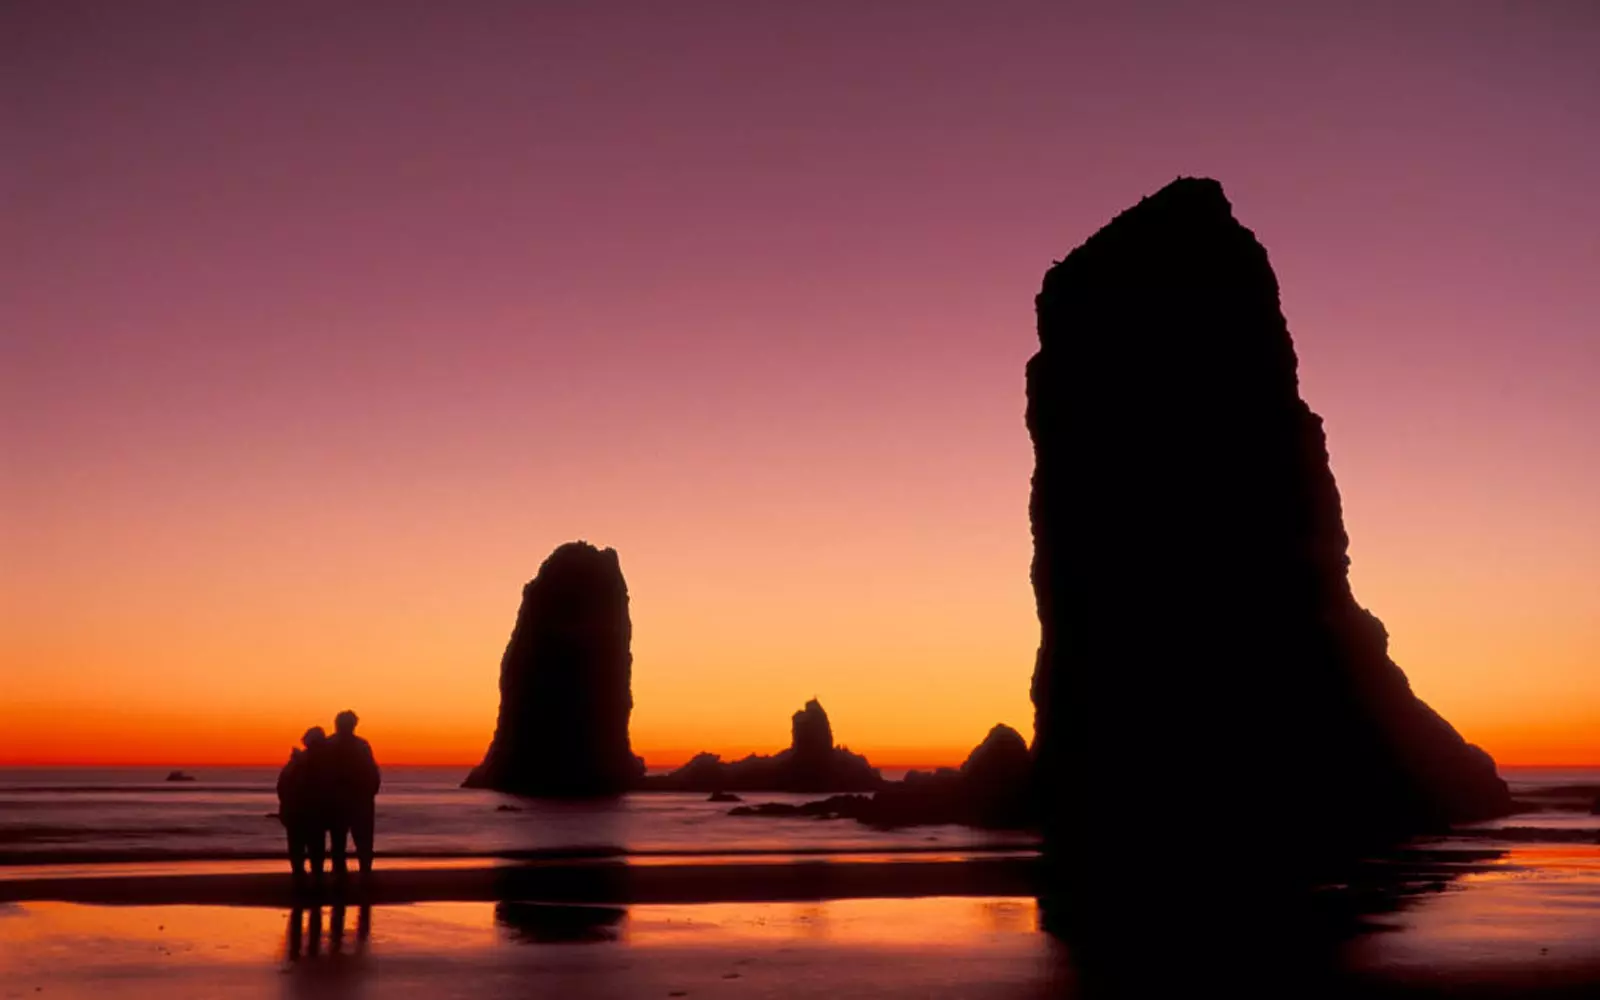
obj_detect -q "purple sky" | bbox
[4,1,1597,763]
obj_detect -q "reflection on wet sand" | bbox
[494,901,624,944]
[620,896,1040,948]
[16,846,1600,999]
[475,895,1041,949]
[1345,844,1600,986]
[285,901,372,960]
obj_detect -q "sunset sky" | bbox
[4,2,1597,768]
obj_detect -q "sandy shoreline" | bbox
[7,846,1600,997]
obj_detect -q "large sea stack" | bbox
[464,542,645,796]
[1027,178,1510,879]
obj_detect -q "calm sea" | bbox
[1,766,1591,870]
[0,766,1035,868]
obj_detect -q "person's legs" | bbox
[306,824,327,885]
[328,820,350,878]
[285,823,306,882]
[353,802,375,875]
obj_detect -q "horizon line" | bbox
[4,759,1599,771]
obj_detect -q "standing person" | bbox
[326,709,381,878]
[276,726,328,890]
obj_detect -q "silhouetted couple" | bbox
[277,709,381,890]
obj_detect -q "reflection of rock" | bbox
[1026,178,1511,876]
[730,724,1034,829]
[643,699,883,793]
[495,902,625,944]
[464,542,646,796]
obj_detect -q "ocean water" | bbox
[0,766,1036,867]
[2,766,1592,869]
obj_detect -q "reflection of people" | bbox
[276,727,328,889]
[286,903,372,961]
[326,710,381,877]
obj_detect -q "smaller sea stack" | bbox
[644,698,882,793]
[726,723,1035,828]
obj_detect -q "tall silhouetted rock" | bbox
[464,542,645,796]
[1027,178,1510,880]
[643,699,882,793]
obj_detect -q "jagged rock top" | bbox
[1036,175,1302,405]
[790,698,835,762]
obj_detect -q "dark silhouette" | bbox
[728,723,1034,828]
[276,725,329,889]
[464,542,646,796]
[325,709,381,877]
[286,902,371,961]
[495,902,626,944]
[1025,177,1512,898]
[164,770,196,782]
[642,699,883,793]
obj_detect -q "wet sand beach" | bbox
[5,845,1600,998]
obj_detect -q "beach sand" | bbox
[4,846,1600,998]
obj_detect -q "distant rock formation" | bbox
[953,723,1034,825]
[728,723,1035,829]
[464,542,645,796]
[789,698,834,766]
[1027,178,1511,878]
[643,699,883,793]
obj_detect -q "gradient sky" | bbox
[4,2,1597,767]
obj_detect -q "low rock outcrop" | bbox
[728,723,1035,829]
[464,542,645,796]
[643,699,883,793]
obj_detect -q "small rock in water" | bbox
[728,803,801,818]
